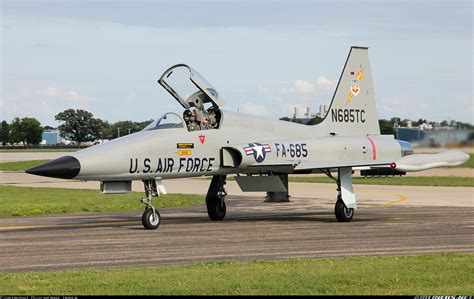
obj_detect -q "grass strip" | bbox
[0,160,49,171]
[0,253,472,295]
[459,153,474,168]
[0,148,79,152]
[0,185,203,217]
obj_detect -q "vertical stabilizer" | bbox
[320,47,380,136]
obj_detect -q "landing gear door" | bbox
[158,64,224,109]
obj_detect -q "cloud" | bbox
[277,77,335,96]
[43,87,59,97]
[294,80,316,94]
[316,76,334,90]
[251,75,337,118]
[1,87,95,125]
[32,87,93,103]
[3,2,470,39]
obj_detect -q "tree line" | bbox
[1,108,472,148]
[0,109,152,148]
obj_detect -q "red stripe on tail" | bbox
[365,136,377,160]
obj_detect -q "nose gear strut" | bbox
[140,180,162,229]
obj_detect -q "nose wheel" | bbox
[142,208,161,229]
[140,180,163,230]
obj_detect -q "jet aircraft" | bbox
[26,47,469,229]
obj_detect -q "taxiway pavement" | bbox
[0,187,473,273]
[0,151,472,272]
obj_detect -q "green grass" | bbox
[287,176,474,187]
[0,148,79,152]
[0,185,203,217]
[459,153,474,168]
[0,160,49,171]
[0,253,472,295]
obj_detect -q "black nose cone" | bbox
[25,156,81,179]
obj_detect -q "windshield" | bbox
[143,112,184,131]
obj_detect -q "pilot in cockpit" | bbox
[184,105,219,131]
[207,106,218,129]
[183,109,197,131]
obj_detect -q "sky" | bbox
[1,0,472,127]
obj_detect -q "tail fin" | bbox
[320,46,380,136]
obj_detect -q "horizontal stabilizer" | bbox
[395,150,469,172]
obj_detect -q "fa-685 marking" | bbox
[274,143,308,158]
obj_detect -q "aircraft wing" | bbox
[242,159,393,172]
[238,150,468,173]
[293,160,392,171]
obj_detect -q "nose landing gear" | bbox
[140,180,163,230]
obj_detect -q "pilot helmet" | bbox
[183,109,192,118]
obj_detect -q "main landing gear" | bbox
[322,167,356,222]
[140,180,162,229]
[206,175,227,221]
[335,196,354,222]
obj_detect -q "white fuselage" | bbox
[71,110,402,181]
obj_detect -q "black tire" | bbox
[206,196,226,221]
[335,198,354,222]
[142,208,161,230]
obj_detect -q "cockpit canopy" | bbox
[143,112,184,131]
[158,64,224,110]
[156,64,224,131]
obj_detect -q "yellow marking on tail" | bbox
[345,68,364,105]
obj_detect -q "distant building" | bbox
[290,105,328,124]
[41,130,61,145]
[312,105,328,118]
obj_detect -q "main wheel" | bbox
[206,197,226,221]
[142,208,161,229]
[335,198,354,222]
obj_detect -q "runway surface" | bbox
[1,151,473,272]
[1,194,473,273]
